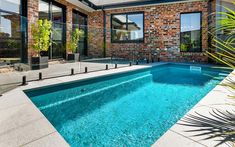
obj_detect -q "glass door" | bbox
[72,10,88,56]
[51,4,65,59]
[0,0,27,64]
[38,0,66,60]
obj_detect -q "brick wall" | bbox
[26,0,215,63]
[27,0,39,59]
[87,11,105,57]
[88,0,212,63]
[26,0,88,60]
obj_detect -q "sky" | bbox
[181,13,201,32]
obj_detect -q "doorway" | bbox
[39,0,66,60]
[72,10,88,56]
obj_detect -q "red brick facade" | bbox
[26,0,216,63]
[88,0,213,63]
[26,0,88,60]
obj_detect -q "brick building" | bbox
[0,0,231,65]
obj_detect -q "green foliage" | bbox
[207,3,235,97]
[180,44,188,52]
[216,2,235,46]
[31,19,52,56]
[202,4,235,145]
[207,2,235,69]
[67,28,84,53]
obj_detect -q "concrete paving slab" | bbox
[23,132,69,147]
[0,118,56,147]
[152,130,206,147]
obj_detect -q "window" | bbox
[38,0,66,59]
[72,10,88,56]
[111,12,144,43]
[180,12,202,52]
[39,0,49,20]
[0,0,20,14]
[0,0,28,63]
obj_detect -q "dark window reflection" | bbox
[128,14,144,41]
[39,0,49,20]
[180,13,202,52]
[38,0,66,59]
[52,4,64,59]
[72,11,88,56]
[0,12,21,61]
[52,5,63,41]
[111,13,144,43]
[112,14,127,41]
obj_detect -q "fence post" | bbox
[22,76,27,86]
[71,68,74,75]
[39,72,42,80]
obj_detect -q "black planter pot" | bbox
[40,51,48,57]
[67,53,79,62]
[31,56,49,70]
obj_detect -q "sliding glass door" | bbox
[0,0,27,65]
[72,10,88,56]
[39,0,66,59]
[51,4,65,59]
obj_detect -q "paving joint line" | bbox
[0,117,45,138]
[19,131,58,147]
[169,129,207,147]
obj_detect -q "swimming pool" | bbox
[25,63,231,147]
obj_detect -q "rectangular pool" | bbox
[25,63,231,147]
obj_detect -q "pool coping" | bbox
[0,62,233,146]
[153,67,235,147]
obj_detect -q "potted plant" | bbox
[67,28,84,62]
[31,19,52,70]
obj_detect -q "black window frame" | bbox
[72,9,88,56]
[0,0,28,63]
[180,11,202,53]
[39,0,67,59]
[111,11,145,43]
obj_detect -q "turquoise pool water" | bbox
[25,64,231,147]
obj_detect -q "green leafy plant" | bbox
[180,43,188,52]
[180,4,235,146]
[207,3,235,96]
[67,28,84,53]
[215,2,235,46]
[31,19,52,56]
[207,2,235,67]
[208,5,235,112]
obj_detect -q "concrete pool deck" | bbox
[0,63,234,146]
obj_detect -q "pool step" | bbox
[190,66,201,72]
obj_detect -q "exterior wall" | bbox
[87,11,105,57]
[27,0,39,59]
[88,0,211,63]
[26,0,215,63]
[26,0,88,61]
[208,0,217,62]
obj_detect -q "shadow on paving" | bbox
[178,108,235,147]
[0,83,19,95]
